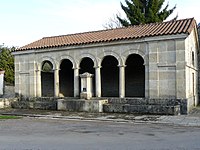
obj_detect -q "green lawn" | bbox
[0,115,22,119]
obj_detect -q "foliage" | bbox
[42,61,53,72]
[117,0,177,27]
[103,12,123,29]
[0,46,15,84]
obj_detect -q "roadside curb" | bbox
[1,111,200,127]
[0,112,176,126]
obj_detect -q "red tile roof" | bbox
[17,18,197,51]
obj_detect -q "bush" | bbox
[0,47,14,84]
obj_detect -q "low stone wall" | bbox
[3,85,15,98]
[104,98,187,115]
[103,104,180,115]
[12,97,58,110]
[0,98,18,109]
[11,97,188,115]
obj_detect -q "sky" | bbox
[0,0,199,48]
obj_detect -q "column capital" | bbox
[143,62,148,66]
[53,68,60,71]
[118,65,126,68]
[36,69,41,72]
[94,65,102,69]
[73,67,80,70]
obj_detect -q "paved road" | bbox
[0,117,200,150]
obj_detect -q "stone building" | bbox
[198,23,200,102]
[13,18,199,114]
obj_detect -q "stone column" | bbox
[54,68,59,97]
[73,67,79,97]
[119,65,125,98]
[144,63,149,98]
[95,66,101,97]
[0,70,5,96]
[36,69,41,97]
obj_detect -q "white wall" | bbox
[185,29,199,108]
[0,73,4,95]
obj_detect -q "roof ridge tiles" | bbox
[42,27,126,39]
[42,18,194,39]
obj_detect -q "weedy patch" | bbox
[0,115,22,119]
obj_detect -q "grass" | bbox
[0,115,22,119]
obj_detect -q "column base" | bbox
[80,92,92,100]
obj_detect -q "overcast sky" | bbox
[0,0,199,47]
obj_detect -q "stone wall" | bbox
[0,98,18,109]
[2,85,15,98]
[12,97,58,110]
[103,98,187,115]
[0,85,16,109]
[11,97,185,115]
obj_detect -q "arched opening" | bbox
[41,60,54,97]
[79,57,95,96]
[125,54,145,97]
[101,56,119,97]
[59,59,74,97]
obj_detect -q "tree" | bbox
[0,46,15,84]
[117,0,177,27]
[103,12,123,29]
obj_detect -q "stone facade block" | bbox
[57,98,108,112]
[167,40,176,51]
[176,40,185,50]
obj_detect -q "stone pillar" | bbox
[80,72,93,100]
[0,70,5,96]
[74,67,79,97]
[36,69,41,97]
[144,63,149,98]
[95,66,101,97]
[119,65,125,98]
[54,68,59,97]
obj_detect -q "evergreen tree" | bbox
[0,46,15,84]
[117,0,177,27]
